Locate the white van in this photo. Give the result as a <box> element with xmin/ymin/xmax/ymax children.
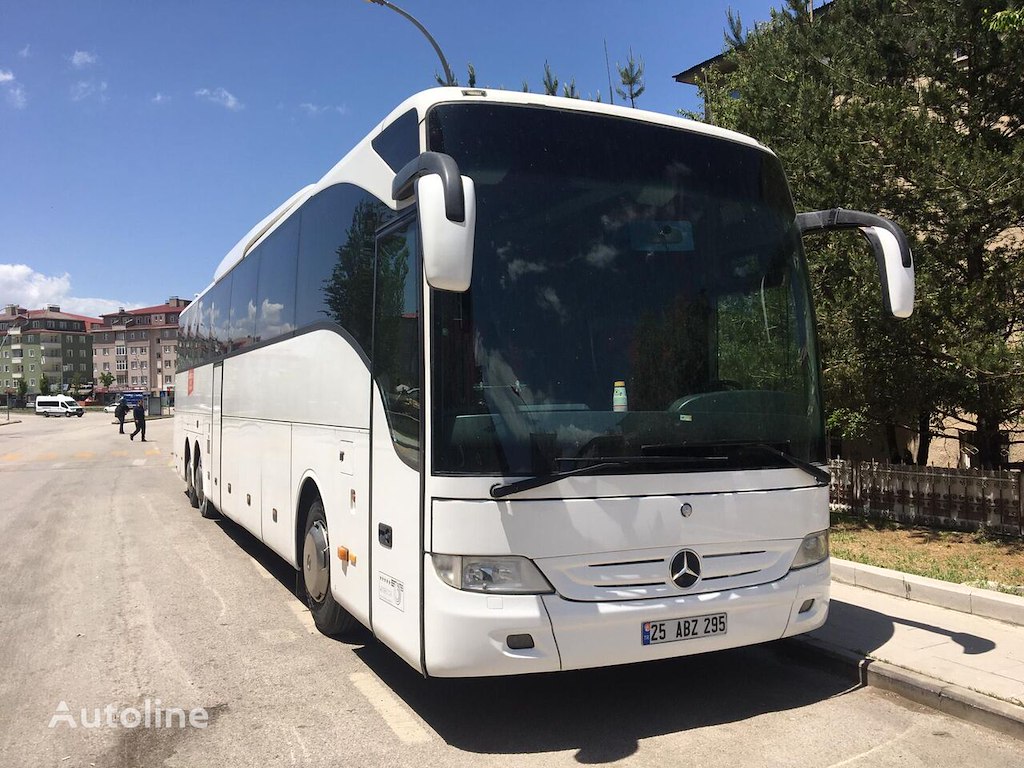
<box><xmin>35</xmin><ymin>395</ymin><xmax>85</xmax><ymax>418</ymax></box>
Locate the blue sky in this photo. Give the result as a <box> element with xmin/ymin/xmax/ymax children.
<box><xmin>0</xmin><ymin>0</ymin><xmax>786</xmax><ymax>317</ymax></box>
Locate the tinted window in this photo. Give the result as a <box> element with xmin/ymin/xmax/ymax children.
<box><xmin>372</xmin><ymin>108</ymin><xmax>419</xmax><ymax>172</ymax></box>
<box><xmin>295</xmin><ymin>184</ymin><xmax>391</xmax><ymax>355</ymax></box>
<box><xmin>256</xmin><ymin>215</ymin><xmax>299</xmax><ymax>341</ymax></box>
<box><xmin>207</xmin><ymin>276</ymin><xmax>231</xmax><ymax>359</ymax></box>
<box><xmin>228</xmin><ymin>252</ymin><xmax>259</xmax><ymax>350</ymax></box>
<box><xmin>373</xmin><ymin>219</ymin><xmax>421</xmax><ymax>468</ymax></box>
<box><xmin>428</xmin><ymin>103</ymin><xmax>823</xmax><ymax>475</ymax></box>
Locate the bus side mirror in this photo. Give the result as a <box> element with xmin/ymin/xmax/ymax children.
<box><xmin>393</xmin><ymin>152</ymin><xmax>476</xmax><ymax>293</ymax></box>
<box><xmin>796</xmin><ymin>209</ymin><xmax>915</xmax><ymax>318</ymax></box>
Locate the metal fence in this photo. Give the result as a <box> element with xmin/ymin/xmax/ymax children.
<box><xmin>829</xmin><ymin>459</ymin><xmax>1024</xmax><ymax>537</ymax></box>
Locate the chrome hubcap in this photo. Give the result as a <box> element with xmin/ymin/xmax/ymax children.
<box><xmin>303</xmin><ymin>520</ymin><xmax>330</xmax><ymax>602</ymax></box>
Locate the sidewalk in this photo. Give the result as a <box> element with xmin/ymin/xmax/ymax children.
<box><xmin>790</xmin><ymin>558</ymin><xmax>1024</xmax><ymax>740</ymax></box>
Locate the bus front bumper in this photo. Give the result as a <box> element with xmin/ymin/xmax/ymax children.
<box><xmin>423</xmin><ymin>560</ymin><xmax>829</xmax><ymax>678</ymax></box>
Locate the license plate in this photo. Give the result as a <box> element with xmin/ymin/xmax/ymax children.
<box><xmin>642</xmin><ymin>612</ymin><xmax>728</xmax><ymax>645</ymax></box>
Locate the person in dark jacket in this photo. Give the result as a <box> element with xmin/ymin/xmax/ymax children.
<box><xmin>114</xmin><ymin>401</ymin><xmax>127</xmax><ymax>434</ymax></box>
<box><xmin>129</xmin><ymin>401</ymin><xmax>146</xmax><ymax>442</ymax></box>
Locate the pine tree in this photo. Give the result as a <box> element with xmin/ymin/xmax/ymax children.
<box><xmin>615</xmin><ymin>48</ymin><xmax>645</xmax><ymax>107</ymax></box>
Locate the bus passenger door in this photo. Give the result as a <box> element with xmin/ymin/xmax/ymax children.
<box><xmin>370</xmin><ymin>216</ymin><xmax>424</xmax><ymax>673</ymax></box>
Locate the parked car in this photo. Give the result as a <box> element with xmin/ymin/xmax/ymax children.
<box><xmin>35</xmin><ymin>395</ymin><xmax>85</xmax><ymax>417</ymax></box>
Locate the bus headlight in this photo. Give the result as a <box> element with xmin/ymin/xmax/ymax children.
<box><xmin>432</xmin><ymin>554</ymin><xmax>554</xmax><ymax>594</ymax></box>
<box><xmin>790</xmin><ymin>530</ymin><xmax>829</xmax><ymax>570</ymax></box>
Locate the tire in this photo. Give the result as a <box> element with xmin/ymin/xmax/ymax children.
<box><xmin>187</xmin><ymin>455</ymin><xmax>200</xmax><ymax>508</ymax></box>
<box><xmin>77</xmin><ymin>412</ymin><xmax>83</xmax><ymax>418</ymax></box>
<box><xmin>302</xmin><ymin>499</ymin><xmax>357</xmax><ymax>636</ymax></box>
<box><xmin>195</xmin><ymin>453</ymin><xmax>216</xmax><ymax>519</ymax></box>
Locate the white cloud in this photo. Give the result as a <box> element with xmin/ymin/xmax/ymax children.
<box><xmin>195</xmin><ymin>87</ymin><xmax>243</xmax><ymax>111</ymax></box>
<box><xmin>6</xmin><ymin>83</ymin><xmax>27</xmax><ymax>109</ymax></box>
<box><xmin>1</xmin><ymin>72</ymin><xmax>27</xmax><ymax>110</ymax></box>
<box><xmin>0</xmin><ymin>264</ymin><xmax>138</xmax><ymax>318</ymax></box>
<box><xmin>18</xmin><ymin>44</ymin><xmax>31</xmax><ymax>58</ymax></box>
<box><xmin>299</xmin><ymin>102</ymin><xmax>348</xmax><ymax>117</ymax></box>
<box><xmin>70</xmin><ymin>50</ymin><xmax>98</xmax><ymax>68</ymax></box>
<box><xmin>71</xmin><ymin>79</ymin><xmax>109</xmax><ymax>103</ymax></box>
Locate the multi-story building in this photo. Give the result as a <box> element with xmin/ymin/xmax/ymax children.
<box><xmin>92</xmin><ymin>297</ymin><xmax>189</xmax><ymax>398</ymax></box>
<box><xmin>0</xmin><ymin>304</ymin><xmax>100</xmax><ymax>395</ymax></box>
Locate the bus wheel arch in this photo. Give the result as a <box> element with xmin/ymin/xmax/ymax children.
<box><xmin>296</xmin><ymin>480</ymin><xmax>357</xmax><ymax>636</ymax></box>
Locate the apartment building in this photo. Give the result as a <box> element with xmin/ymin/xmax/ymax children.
<box><xmin>92</xmin><ymin>297</ymin><xmax>189</xmax><ymax>397</ymax></box>
<box><xmin>0</xmin><ymin>304</ymin><xmax>100</xmax><ymax>395</ymax></box>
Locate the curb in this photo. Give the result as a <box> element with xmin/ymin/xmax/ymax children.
<box><xmin>786</xmin><ymin>635</ymin><xmax>1024</xmax><ymax>742</ymax></box>
<box><xmin>0</xmin><ymin>419</ymin><xmax>21</xmax><ymax>427</ymax></box>
<box><xmin>831</xmin><ymin>558</ymin><xmax>1024</xmax><ymax>627</ymax></box>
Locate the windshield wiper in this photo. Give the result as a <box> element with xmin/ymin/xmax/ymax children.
<box><xmin>749</xmin><ymin>443</ymin><xmax>831</xmax><ymax>486</ymax></box>
<box><xmin>489</xmin><ymin>455</ymin><xmax>727</xmax><ymax>499</ymax></box>
<box><xmin>642</xmin><ymin>441</ymin><xmax>830</xmax><ymax>486</ymax></box>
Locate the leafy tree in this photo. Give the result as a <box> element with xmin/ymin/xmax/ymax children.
<box><xmin>39</xmin><ymin>373</ymin><xmax>51</xmax><ymax>396</ymax></box>
<box><xmin>698</xmin><ymin>0</ymin><xmax>1024</xmax><ymax>466</ymax></box>
<box><xmin>100</xmin><ymin>372</ymin><xmax>115</xmax><ymax>388</ymax></box>
<box><xmin>616</xmin><ymin>48</ymin><xmax>646</xmax><ymax>107</ymax></box>
<box><xmin>16</xmin><ymin>378</ymin><xmax>27</xmax><ymax>400</ymax></box>
<box><xmin>987</xmin><ymin>3</ymin><xmax>1024</xmax><ymax>32</ymax></box>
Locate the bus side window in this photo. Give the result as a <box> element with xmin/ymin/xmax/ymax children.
<box><xmin>373</xmin><ymin>219</ymin><xmax>421</xmax><ymax>469</ymax></box>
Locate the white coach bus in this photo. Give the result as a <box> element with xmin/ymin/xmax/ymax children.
<box><xmin>175</xmin><ymin>87</ymin><xmax>914</xmax><ymax>677</ymax></box>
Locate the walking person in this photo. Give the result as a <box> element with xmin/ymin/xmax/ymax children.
<box><xmin>114</xmin><ymin>400</ymin><xmax>127</xmax><ymax>434</ymax></box>
<box><xmin>129</xmin><ymin>400</ymin><xmax>147</xmax><ymax>442</ymax></box>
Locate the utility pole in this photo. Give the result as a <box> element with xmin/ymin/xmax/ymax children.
<box><xmin>365</xmin><ymin>0</ymin><xmax>456</xmax><ymax>87</ymax></box>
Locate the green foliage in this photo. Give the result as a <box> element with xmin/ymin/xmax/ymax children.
<box><xmin>615</xmin><ymin>48</ymin><xmax>645</xmax><ymax>107</ymax></box>
<box><xmin>698</xmin><ymin>0</ymin><xmax>1024</xmax><ymax>466</ymax></box>
<box><xmin>542</xmin><ymin>61</ymin><xmax>558</xmax><ymax>96</ymax></box>
<box><xmin>16</xmin><ymin>378</ymin><xmax>27</xmax><ymax>398</ymax></box>
<box><xmin>39</xmin><ymin>373</ymin><xmax>51</xmax><ymax>396</ymax></box>
<box><xmin>100</xmin><ymin>372</ymin><xmax>114</xmax><ymax>388</ymax></box>
<box><xmin>987</xmin><ymin>6</ymin><xmax>1024</xmax><ymax>32</ymax></box>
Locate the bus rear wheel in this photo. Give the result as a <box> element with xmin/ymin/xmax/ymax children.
<box><xmin>195</xmin><ymin>454</ymin><xmax>215</xmax><ymax>519</ymax></box>
<box><xmin>302</xmin><ymin>499</ymin><xmax>357</xmax><ymax>636</ymax></box>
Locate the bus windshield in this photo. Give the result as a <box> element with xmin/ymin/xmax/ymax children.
<box><xmin>428</xmin><ymin>102</ymin><xmax>824</xmax><ymax>478</ymax></box>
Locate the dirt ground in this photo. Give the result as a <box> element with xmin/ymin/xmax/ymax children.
<box><xmin>830</xmin><ymin>515</ymin><xmax>1024</xmax><ymax>593</ymax></box>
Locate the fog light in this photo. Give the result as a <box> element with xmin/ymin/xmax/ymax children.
<box><xmin>506</xmin><ymin>633</ymin><xmax>535</xmax><ymax>650</ymax></box>
<box><xmin>799</xmin><ymin>599</ymin><xmax>815</xmax><ymax>614</ymax></box>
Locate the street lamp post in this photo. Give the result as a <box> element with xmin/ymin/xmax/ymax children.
<box><xmin>365</xmin><ymin>0</ymin><xmax>456</xmax><ymax>87</ymax></box>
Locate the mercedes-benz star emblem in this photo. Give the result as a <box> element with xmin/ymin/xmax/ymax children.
<box><xmin>670</xmin><ymin>549</ymin><xmax>702</xmax><ymax>589</ymax></box>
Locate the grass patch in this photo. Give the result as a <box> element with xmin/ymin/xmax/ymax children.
<box><xmin>830</xmin><ymin>512</ymin><xmax>1024</xmax><ymax>595</ymax></box>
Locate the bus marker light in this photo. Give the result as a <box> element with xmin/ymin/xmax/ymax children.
<box><xmin>337</xmin><ymin>546</ymin><xmax>350</xmax><ymax>562</ymax></box>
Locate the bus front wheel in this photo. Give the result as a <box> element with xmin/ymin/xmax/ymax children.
<box><xmin>302</xmin><ymin>499</ymin><xmax>357</xmax><ymax>636</ymax></box>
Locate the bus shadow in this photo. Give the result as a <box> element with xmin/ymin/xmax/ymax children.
<box><xmin>213</xmin><ymin>515</ymin><xmax>299</xmax><ymax>598</ymax></box>
<box><xmin>205</xmin><ymin>514</ymin><xmax>862</xmax><ymax>761</ymax></box>
<box><xmin>352</xmin><ymin>639</ymin><xmax>860</xmax><ymax>762</ymax></box>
